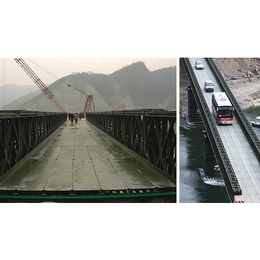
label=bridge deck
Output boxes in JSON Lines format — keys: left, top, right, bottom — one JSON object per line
{"left": 0, "top": 119, "right": 175, "bottom": 200}
{"left": 190, "top": 57, "right": 260, "bottom": 202}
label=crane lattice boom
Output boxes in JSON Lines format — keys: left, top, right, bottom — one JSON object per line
{"left": 68, "top": 84, "right": 95, "bottom": 116}
{"left": 84, "top": 95, "right": 95, "bottom": 117}
{"left": 14, "top": 58, "right": 67, "bottom": 113}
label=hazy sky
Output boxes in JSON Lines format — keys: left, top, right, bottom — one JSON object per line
{"left": 0, "top": 57, "right": 176, "bottom": 86}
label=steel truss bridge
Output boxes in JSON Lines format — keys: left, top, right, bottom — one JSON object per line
{"left": 0, "top": 109, "right": 176, "bottom": 202}
{"left": 181, "top": 58, "right": 260, "bottom": 203}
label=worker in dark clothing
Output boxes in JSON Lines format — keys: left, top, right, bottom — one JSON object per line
{"left": 74, "top": 113, "right": 78, "bottom": 123}
{"left": 70, "top": 112, "right": 74, "bottom": 123}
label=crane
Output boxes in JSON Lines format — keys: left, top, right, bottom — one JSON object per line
{"left": 14, "top": 58, "right": 67, "bottom": 113}
{"left": 84, "top": 95, "right": 95, "bottom": 114}
{"left": 67, "top": 84, "right": 95, "bottom": 117}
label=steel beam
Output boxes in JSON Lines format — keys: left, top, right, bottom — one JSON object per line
{"left": 85, "top": 109, "right": 176, "bottom": 180}
{"left": 181, "top": 58, "right": 241, "bottom": 202}
{"left": 206, "top": 58, "right": 260, "bottom": 161}
{"left": 188, "top": 85, "right": 202, "bottom": 122}
{"left": 203, "top": 130, "right": 217, "bottom": 177}
{"left": 0, "top": 110, "right": 67, "bottom": 177}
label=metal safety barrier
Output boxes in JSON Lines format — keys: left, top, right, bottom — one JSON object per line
{"left": 206, "top": 58, "right": 260, "bottom": 161}
{"left": 0, "top": 110, "right": 67, "bottom": 177}
{"left": 181, "top": 58, "right": 241, "bottom": 202}
{"left": 86, "top": 109, "right": 176, "bottom": 180}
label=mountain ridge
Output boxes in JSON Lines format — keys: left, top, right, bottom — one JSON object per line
{"left": 3, "top": 62, "right": 176, "bottom": 112}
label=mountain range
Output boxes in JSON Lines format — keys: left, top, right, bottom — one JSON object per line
{"left": 0, "top": 84, "right": 38, "bottom": 109}
{"left": 2, "top": 62, "right": 176, "bottom": 112}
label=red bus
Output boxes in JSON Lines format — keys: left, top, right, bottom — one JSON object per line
{"left": 212, "top": 92, "right": 234, "bottom": 125}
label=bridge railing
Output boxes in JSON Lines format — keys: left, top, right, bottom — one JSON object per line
{"left": 206, "top": 58, "right": 260, "bottom": 161}
{"left": 181, "top": 58, "right": 241, "bottom": 202}
{"left": 86, "top": 109, "right": 176, "bottom": 180}
{"left": 0, "top": 110, "right": 67, "bottom": 177}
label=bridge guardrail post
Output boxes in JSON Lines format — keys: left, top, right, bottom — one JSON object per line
{"left": 85, "top": 110, "right": 176, "bottom": 179}
{"left": 181, "top": 58, "right": 242, "bottom": 202}
{"left": 206, "top": 58, "right": 260, "bottom": 161}
{"left": 0, "top": 111, "right": 67, "bottom": 178}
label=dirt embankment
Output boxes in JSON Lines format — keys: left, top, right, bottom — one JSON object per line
{"left": 180, "top": 58, "right": 260, "bottom": 120}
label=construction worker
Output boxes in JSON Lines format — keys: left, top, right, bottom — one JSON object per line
{"left": 70, "top": 112, "right": 74, "bottom": 123}
{"left": 74, "top": 113, "right": 78, "bottom": 123}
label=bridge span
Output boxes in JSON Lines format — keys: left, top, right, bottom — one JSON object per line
{"left": 182, "top": 58, "right": 260, "bottom": 203}
{"left": 0, "top": 110, "right": 176, "bottom": 202}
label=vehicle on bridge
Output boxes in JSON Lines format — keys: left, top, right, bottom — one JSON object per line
{"left": 204, "top": 80, "right": 214, "bottom": 92}
{"left": 195, "top": 61, "right": 204, "bottom": 70}
{"left": 212, "top": 92, "right": 234, "bottom": 125}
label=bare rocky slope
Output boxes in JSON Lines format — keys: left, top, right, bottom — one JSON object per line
{"left": 180, "top": 58, "right": 260, "bottom": 120}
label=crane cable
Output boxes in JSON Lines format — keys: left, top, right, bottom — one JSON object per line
{"left": 3, "top": 59, "right": 6, "bottom": 107}
{"left": 24, "top": 58, "right": 94, "bottom": 112}
{"left": 26, "top": 58, "right": 82, "bottom": 93}
{"left": 26, "top": 58, "right": 60, "bottom": 81}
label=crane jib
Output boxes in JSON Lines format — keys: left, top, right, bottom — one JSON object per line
{"left": 14, "top": 58, "right": 67, "bottom": 113}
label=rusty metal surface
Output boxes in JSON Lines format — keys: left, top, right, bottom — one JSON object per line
{"left": 0, "top": 119, "right": 176, "bottom": 194}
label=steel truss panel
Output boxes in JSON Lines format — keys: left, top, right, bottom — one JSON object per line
{"left": 0, "top": 120, "right": 176, "bottom": 202}
{"left": 206, "top": 58, "right": 260, "bottom": 160}
{"left": 0, "top": 110, "right": 67, "bottom": 177}
{"left": 181, "top": 58, "right": 241, "bottom": 202}
{"left": 85, "top": 109, "right": 176, "bottom": 180}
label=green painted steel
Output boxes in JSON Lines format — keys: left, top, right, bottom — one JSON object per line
{"left": 85, "top": 109, "right": 176, "bottom": 180}
{"left": 181, "top": 58, "right": 241, "bottom": 202}
{"left": 0, "top": 119, "right": 176, "bottom": 202}
{"left": 0, "top": 110, "right": 67, "bottom": 178}
{"left": 0, "top": 191, "right": 176, "bottom": 200}
{"left": 206, "top": 58, "right": 260, "bottom": 161}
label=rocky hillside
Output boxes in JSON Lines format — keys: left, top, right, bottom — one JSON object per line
{"left": 4, "top": 62, "right": 176, "bottom": 112}
{"left": 180, "top": 58, "right": 260, "bottom": 120}
{"left": 213, "top": 58, "right": 260, "bottom": 82}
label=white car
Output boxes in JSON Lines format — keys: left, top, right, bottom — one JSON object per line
{"left": 204, "top": 80, "right": 214, "bottom": 92}
{"left": 195, "top": 61, "right": 204, "bottom": 70}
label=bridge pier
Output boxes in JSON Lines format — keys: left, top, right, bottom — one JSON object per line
{"left": 202, "top": 130, "right": 217, "bottom": 178}
{"left": 188, "top": 86, "right": 202, "bottom": 123}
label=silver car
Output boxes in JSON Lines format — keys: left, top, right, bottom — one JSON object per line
{"left": 195, "top": 61, "right": 204, "bottom": 70}
{"left": 204, "top": 80, "right": 214, "bottom": 92}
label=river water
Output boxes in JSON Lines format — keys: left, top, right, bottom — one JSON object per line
{"left": 179, "top": 106, "right": 260, "bottom": 203}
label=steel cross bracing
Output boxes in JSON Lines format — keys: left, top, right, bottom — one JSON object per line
{"left": 0, "top": 111, "right": 67, "bottom": 177}
{"left": 85, "top": 109, "right": 176, "bottom": 180}
{"left": 0, "top": 119, "right": 176, "bottom": 202}
{"left": 181, "top": 58, "right": 241, "bottom": 202}
{"left": 14, "top": 58, "right": 67, "bottom": 113}
{"left": 182, "top": 57, "right": 260, "bottom": 203}
{"left": 207, "top": 58, "right": 260, "bottom": 159}
{"left": 67, "top": 84, "right": 95, "bottom": 115}
{"left": 84, "top": 95, "right": 95, "bottom": 115}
